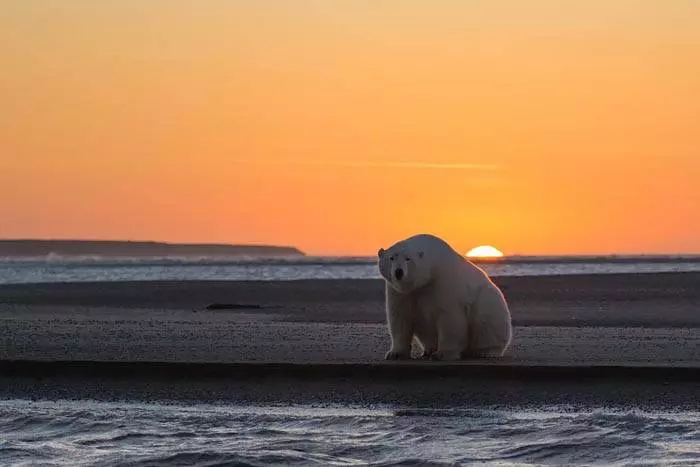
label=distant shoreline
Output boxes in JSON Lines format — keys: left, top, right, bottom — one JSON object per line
{"left": 0, "top": 239, "right": 305, "bottom": 258}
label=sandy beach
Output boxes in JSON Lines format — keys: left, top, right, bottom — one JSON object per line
{"left": 1, "top": 273, "right": 698, "bottom": 406}
{"left": 1, "top": 273, "right": 699, "bottom": 364}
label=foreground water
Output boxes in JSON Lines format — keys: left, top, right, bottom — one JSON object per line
{"left": 3, "top": 256, "right": 700, "bottom": 284}
{"left": 1, "top": 400, "right": 698, "bottom": 466}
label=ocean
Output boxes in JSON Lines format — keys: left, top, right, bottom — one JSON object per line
{"left": 1, "top": 400, "right": 698, "bottom": 466}
{"left": 2, "top": 255, "right": 700, "bottom": 284}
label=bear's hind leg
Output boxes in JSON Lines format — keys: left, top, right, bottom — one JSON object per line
{"left": 430, "top": 310, "right": 466, "bottom": 362}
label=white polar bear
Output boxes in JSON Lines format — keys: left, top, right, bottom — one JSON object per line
{"left": 377, "top": 233, "right": 512, "bottom": 361}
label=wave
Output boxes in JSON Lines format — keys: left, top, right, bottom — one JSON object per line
{"left": 0, "top": 401, "right": 698, "bottom": 466}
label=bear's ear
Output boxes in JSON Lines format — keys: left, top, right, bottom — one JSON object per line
{"left": 377, "top": 248, "right": 385, "bottom": 258}
{"left": 418, "top": 251, "right": 424, "bottom": 259}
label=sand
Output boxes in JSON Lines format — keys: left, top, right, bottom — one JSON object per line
{"left": 2, "top": 272, "right": 700, "bottom": 327}
{"left": 1, "top": 272, "right": 699, "bottom": 364}
{"left": 0, "top": 273, "right": 698, "bottom": 406}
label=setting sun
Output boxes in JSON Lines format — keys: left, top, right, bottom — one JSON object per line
{"left": 466, "top": 246, "right": 504, "bottom": 259}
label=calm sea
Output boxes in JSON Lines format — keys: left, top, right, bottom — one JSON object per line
{"left": 1, "top": 400, "right": 698, "bottom": 466}
{"left": 2, "top": 255, "right": 700, "bottom": 284}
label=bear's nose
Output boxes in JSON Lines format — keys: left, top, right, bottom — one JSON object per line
{"left": 394, "top": 268, "right": 404, "bottom": 281}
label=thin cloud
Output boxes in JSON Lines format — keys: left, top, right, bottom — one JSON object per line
{"left": 231, "top": 159, "right": 503, "bottom": 171}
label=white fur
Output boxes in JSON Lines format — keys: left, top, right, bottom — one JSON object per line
{"left": 377, "top": 233, "right": 513, "bottom": 361}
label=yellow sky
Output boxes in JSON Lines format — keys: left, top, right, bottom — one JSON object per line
{"left": 2, "top": 1, "right": 699, "bottom": 255}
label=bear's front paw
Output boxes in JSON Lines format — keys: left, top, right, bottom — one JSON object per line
{"left": 429, "top": 350, "right": 461, "bottom": 362}
{"left": 385, "top": 350, "right": 411, "bottom": 361}
{"left": 420, "top": 348, "right": 437, "bottom": 359}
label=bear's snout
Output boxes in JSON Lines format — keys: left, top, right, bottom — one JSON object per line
{"left": 394, "top": 268, "right": 404, "bottom": 281}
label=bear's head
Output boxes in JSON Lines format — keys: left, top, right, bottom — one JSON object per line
{"left": 377, "top": 244, "right": 431, "bottom": 293}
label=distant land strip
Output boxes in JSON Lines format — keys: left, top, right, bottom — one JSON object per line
{"left": 0, "top": 240, "right": 305, "bottom": 258}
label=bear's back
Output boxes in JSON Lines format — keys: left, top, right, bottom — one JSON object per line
{"left": 395, "top": 233, "right": 455, "bottom": 257}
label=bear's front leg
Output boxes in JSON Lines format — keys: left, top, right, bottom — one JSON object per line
{"left": 385, "top": 350, "right": 411, "bottom": 360}
{"left": 416, "top": 336, "right": 438, "bottom": 359}
{"left": 430, "top": 310, "right": 466, "bottom": 362}
{"left": 385, "top": 312, "right": 413, "bottom": 361}
{"left": 384, "top": 288, "right": 414, "bottom": 360}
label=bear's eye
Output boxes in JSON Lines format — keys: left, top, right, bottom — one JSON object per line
{"left": 406, "top": 257, "right": 411, "bottom": 261}
{"left": 389, "top": 256, "right": 394, "bottom": 261}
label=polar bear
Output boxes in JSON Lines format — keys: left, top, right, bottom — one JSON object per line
{"left": 377, "top": 233, "right": 512, "bottom": 361}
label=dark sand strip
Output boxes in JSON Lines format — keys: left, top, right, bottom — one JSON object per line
{"left": 2, "top": 273, "right": 700, "bottom": 327}
{"left": 2, "top": 360, "right": 698, "bottom": 381}
{"left": 1, "top": 363, "right": 697, "bottom": 409}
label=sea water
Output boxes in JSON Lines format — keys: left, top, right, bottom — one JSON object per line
{"left": 2, "top": 255, "right": 700, "bottom": 284}
{"left": 1, "top": 400, "right": 698, "bottom": 466}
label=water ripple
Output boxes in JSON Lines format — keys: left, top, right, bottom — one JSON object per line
{"left": 4, "top": 258, "right": 700, "bottom": 283}
{"left": 0, "top": 400, "right": 698, "bottom": 466}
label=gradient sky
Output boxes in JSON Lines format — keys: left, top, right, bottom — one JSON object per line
{"left": 2, "top": 1, "right": 699, "bottom": 255}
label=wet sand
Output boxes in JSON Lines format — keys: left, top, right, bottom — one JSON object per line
{"left": 0, "top": 273, "right": 698, "bottom": 406}
{"left": 2, "top": 272, "right": 700, "bottom": 327}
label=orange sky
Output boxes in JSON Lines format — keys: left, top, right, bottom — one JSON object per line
{"left": 2, "top": 1, "right": 699, "bottom": 256}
